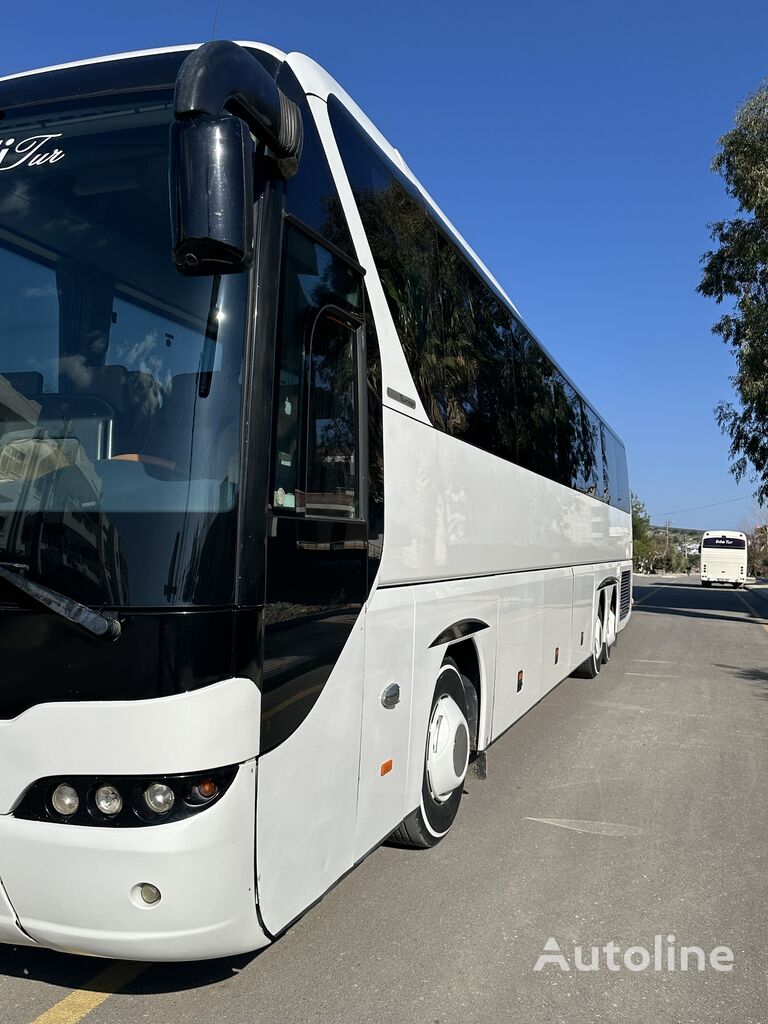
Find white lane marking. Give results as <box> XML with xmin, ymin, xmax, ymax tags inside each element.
<box><xmin>625</xmin><ymin>673</ymin><xmax>680</xmax><ymax>679</ymax></box>
<box><xmin>632</xmin><ymin>659</ymin><xmax>677</xmax><ymax>664</ymax></box>
<box><xmin>543</xmin><ymin>776</ymin><xmax>634</xmax><ymax>789</ymax></box>
<box><xmin>525</xmin><ymin>817</ymin><xmax>643</xmax><ymax>837</ymax></box>
<box><xmin>591</xmin><ymin>700</ymin><xmax>647</xmax><ymax>713</ymax></box>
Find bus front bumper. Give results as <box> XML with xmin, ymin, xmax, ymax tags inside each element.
<box><xmin>0</xmin><ymin>760</ymin><xmax>270</xmax><ymax>961</ymax></box>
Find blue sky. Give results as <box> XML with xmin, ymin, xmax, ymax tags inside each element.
<box><xmin>3</xmin><ymin>0</ymin><xmax>767</xmax><ymax>530</ymax></box>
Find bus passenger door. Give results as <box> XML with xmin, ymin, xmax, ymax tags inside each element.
<box><xmin>256</xmin><ymin>293</ymin><xmax>369</xmax><ymax>936</ymax></box>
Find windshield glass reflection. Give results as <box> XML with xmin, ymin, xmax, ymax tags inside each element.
<box><xmin>0</xmin><ymin>95</ymin><xmax>247</xmax><ymax>606</ymax></box>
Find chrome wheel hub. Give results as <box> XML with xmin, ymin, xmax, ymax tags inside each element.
<box><xmin>426</xmin><ymin>694</ymin><xmax>470</xmax><ymax>802</ymax></box>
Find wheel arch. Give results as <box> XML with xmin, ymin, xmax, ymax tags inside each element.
<box><xmin>596</xmin><ymin>575</ymin><xmax>619</xmax><ymax>619</ymax></box>
<box><xmin>442</xmin><ymin>636</ymin><xmax>483</xmax><ymax>753</ymax></box>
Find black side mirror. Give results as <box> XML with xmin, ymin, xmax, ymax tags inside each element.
<box><xmin>170</xmin><ymin>114</ymin><xmax>255</xmax><ymax>275</ymax></box>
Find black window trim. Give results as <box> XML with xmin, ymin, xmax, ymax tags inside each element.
<box><xmin>282</xmin><ymin>212</ymin><xmax>366</xmax><ymax>279</ymax></box>
<box><xmin>302</xmin><ymin>303</ymin><xmax>367</xmax><ymax>525</ymax></box>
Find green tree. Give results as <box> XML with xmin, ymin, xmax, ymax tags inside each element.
<box><xmin>699</xmin><ymin>82</ymin><xmax>768</xmax><ymax>502</ymax></box>
<box><xmin>631</xmin><ymin>493</ymin><xmax>654</xmax><ymax>571</ymax></box>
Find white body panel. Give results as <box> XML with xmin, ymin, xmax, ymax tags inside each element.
<box><xmin>255</xmin><ymin>615</ymin><xmax>365</xmax><ymax>936</ymax></box>
<box><xmin>0</xmin><ymin>677</ymin><xmax>260</xmax><ymax>814</ymax></box>
<box><xmin>0</xmin><ymin>876</ymin><xmax>35</xmax><ymax>948</ymax></box>
<box><xmin>378</xmin><ymin>407</ymin><xmax>630</xmax><ymax>586</ymax></box>
<box><xmin>0</xmin><ymin>763</ymin><xmax>267</xmax><ymax>960</ymax></box>
<box><xmin>0</xmin><ymin>680</ymin><xmax>266</xmax><ymax>959</ymax></box>
<box><xmin>354</xmin><ymin>586</ymin><xmax>416</xmax><ymax>858</ymax></box>
<box><xmin>700</xmin><ymin>530</ymin><xmax>747</xmax><ymax>585</ymax></box>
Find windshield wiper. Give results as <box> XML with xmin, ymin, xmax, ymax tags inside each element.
<box><xmin>0</xmin><ymin>564</ymin><xmax>121</xmax><ymax>641</ymax></box>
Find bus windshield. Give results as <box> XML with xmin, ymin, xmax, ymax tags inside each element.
<box><xmin>0</xmin><ymin>94</ymin><xmax>248</xmax><ymax>607</ymax></box>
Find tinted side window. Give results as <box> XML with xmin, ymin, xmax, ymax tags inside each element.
<box><xmin>305</xmin><ymin>312</ymin><xmax>358</xmax><ymax>518</ymax></box>
<box><xmin>272</xmin><ymin>223</ymin><xmax>362</xmax><ymax>514</ymax></box>
<box><xmin>464</xmin><ymin>267</ymin><xmax>517</xmax><ymax>461</ymax></box>
<box><xmin>330</xmin><ymin>96</ymin><xmax>628</xmax><ymax>505</ymax></box>
<box><xmin>582</xmin><ymin>405</ymin><xmax>603</xmax><ymax>499</ymax></box>
<box><xmin>600</xmin><ymin>423</ymin><xmax>620</xmax><ymax>505</ymax></box>
<box><xmin>330</xmin><ymin>99</ymin><xmax>446</xmax><ymax>431</ymax></box>
<box><xmin>280</xmin><ymin>93</ymin><xmax>353</xmax><ymax>255</ymax></box>
<box><xmin>553</xmin><ymin>375</ymin><xmax>584</xmax><ymax>489</ymax></box>
<box><xmin>513</xmin><ymin>323</ymin><xmax>557</xmax><ymax>480</ymax></box>
<box><xmin>612</xmin><ymin>433</ymin><xmax>630</xmax><ymax>512</ymax></box>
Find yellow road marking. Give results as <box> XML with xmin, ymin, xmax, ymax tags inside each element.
<box><xmin>30</xmin><ymin>961</ymin><xmax>147</xmax><ymax>1024</ymax></box>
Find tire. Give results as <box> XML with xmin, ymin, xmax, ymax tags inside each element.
<box><xmin>602</xmin><ymin>605</ymin><xmax>617</xmax><ymax>664</ymax></box>
<box><xmin>572</xmin><ymin>609</ymin><xmax>603</xmax><ymax>679</ymax></box>
<box><xmin>390</xmin><ymin>660</ymin><xmax>471</xmax><ymax>849</ymax></box>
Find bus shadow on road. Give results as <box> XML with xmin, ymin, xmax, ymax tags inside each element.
<box><xmin>634</xmin><ymin>603</ymin><xmax>758</xmax><ymax>626</ymax></box>
<box><xmin>634</xmin><ymin>583</ymin><xmax>764</xmax><ymax>625</ymax></box>
<box><xmin>0</xmin><ymin>944</ymin><xmax>260</xmax><ymax>993</ymax></box>
<box><xmin>713</xmin><ymin>664</ymin><xmax>768</xmax><ymax>701</ymax></box>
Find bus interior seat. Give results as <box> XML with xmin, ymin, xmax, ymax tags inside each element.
<box><xmin>142</xmin><ymin>371</ymin><xmax>241</xmax><ymax>479</ymax></box>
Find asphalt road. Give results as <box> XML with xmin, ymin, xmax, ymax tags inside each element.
<box><xmin>2</xmin><ymin>576</ymin><xmax>767</xmax><ymax>1024</ymax></box>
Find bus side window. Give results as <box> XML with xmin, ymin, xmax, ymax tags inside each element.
<box><xmin>582</xmin><ymin>404</ymin><xmax>603</xmax><ymax>498</ymax></box>
<box><xmin>305</xmin><ymin>312</ymin><xmax>359</xmax><ymax>518</ymax></box>
<box><xmin>271</xmin><ymin>222</ymin><xmax>363</xmax><ymax>516</ymax></box>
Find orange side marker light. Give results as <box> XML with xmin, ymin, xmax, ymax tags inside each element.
<box><xmin>380</xmin><ymin>759</ymin><xmax>393</xmax><ymax>777</ymax></box>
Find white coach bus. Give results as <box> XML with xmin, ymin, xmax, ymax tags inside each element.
<box><xmin>0</xmin><ymin>41</ymin><xmax>631</xmax><ymax>960</ymax></box>
<box><xmin>700</xmin><ymin>530</ymin><xmax>747</xmax><ymax>587</ymax></box>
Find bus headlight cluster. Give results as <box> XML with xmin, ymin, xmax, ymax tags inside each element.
<box><xmin>13</xmin><ymin>767</ymin><xmax>238</xmax><ymax>827</ymax></box>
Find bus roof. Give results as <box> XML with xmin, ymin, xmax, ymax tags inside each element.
<box><xmin>701</xmin><ymin>530</ymin><xmax>747</xmax><ymax>538</ymax></box>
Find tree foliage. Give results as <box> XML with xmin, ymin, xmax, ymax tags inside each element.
<box><xmin>631</xmin><ymin>493</ymin><xmax>654</xmax><ymax>570</ymax></box>
<box><xmin>699</xmin><ymin>82</ymin><xmax>768</xmax><ymax>502</ymax></box>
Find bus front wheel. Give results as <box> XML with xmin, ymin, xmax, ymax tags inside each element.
<box><xmin>390</xmin><ymin>660</ymin><xmax>470</xmax><ymax>849</ymax></box>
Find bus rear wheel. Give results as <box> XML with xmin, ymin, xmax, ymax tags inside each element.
<box><xmin>602</xmin><ymin>605</ymin><xmax>617</xmax><ymax>664</ymax></box>
<box><xmin>573</xmin><ymin>610</ymin><xmax>603</xmax><ymax>679</ymax></box>
<box><xmin>390</xmin><ymin>660</ymin><xmax>470</xmax><ymax>849</ymax></box>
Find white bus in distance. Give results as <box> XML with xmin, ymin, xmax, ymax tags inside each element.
<box><xmin>700</xmin><ymin>531</ymin><xmax>747</xmax><ymax>588</ymax></box>
<box><xmin>0</xmin><ymin>40</ymin><xmax>632</xmax><ymax>960</ymax></box>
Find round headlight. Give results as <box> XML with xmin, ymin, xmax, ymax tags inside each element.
<box><xmin>94</xmin><ymin>784</ymin><xmax>123</xmax><ymax>816</ymax></box>
<box><xmin>144</xmin><ymin>782</ymin><xmax>175</xmax><ymax>815</ymax></box>
<box><xmin>51</xmin><ymin>783</ymin><xmax>79</xmax><ymax>817</ymax></box>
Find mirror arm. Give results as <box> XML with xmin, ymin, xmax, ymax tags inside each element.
<box><xmin>174</xmin><ymin>41</ymin><xmax>303</xmax><ymax>175</ymax></box>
